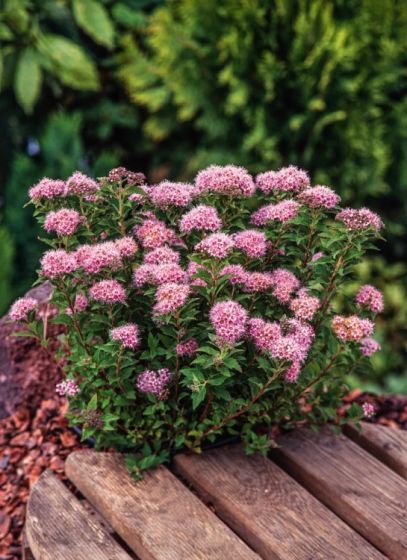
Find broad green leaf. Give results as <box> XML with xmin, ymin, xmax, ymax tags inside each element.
<box><xmin>14</xmin><ymin>49</ymin><xmax>42</xmax><ymax>114</ymax></box>
<box><xmin>37</xmin><ymin>33</ymin><xmax>100</xmax><ymax>91</ymax></box>
<box><xmin>73</xmin><ymin>0</ymin><xmax>115</xmax><ymax>49</ymax></box>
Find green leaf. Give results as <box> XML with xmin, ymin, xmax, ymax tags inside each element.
<box><xmin>88</xmin><ymin>393</ymin><xmax>98</xmax><ymax>410</ymax></box>
<box><xmin>73</xmin><ymin>0</ymin><xmax>115</xmax><ymax>50</ymax></box>
<box><xmin>192</xmin><ymin>387</ymin><xmax>206</xmax><ymax>410</ymax></box>
<box><xmin>37</xmin><ymin>33</ymin><xmax>100</xmax><ymax>91</ymax></box>
<box><xmin>14</xmin><ymin>49</ymin><xmax>42</xmax><ymax>114</ymax></box>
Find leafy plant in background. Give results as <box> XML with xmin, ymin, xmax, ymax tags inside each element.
<box><xmin>14</xmin><ymin>164</ymin><xmax>386</xmax><ymax>473</ymax></box>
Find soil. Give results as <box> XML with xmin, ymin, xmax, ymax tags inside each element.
<box><xmin>0</xmin><ymin>284</ymin><xmax>405</xmax><ymax>558</ymax></box>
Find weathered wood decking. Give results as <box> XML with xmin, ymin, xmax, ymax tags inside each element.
<box><xmin>25</xmin><ymin>423</ymin><xmax>407</xmax><ymax>559</ymax></box>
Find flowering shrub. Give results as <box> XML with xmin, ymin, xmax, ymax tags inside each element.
<box><xmin>18</xmin><ymin>164</ymin><xmax>385</xmax><ymax>474</ymax></box>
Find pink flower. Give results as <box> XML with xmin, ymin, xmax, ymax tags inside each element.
<box><xmin>298</xmin><ymin>186</ymin><xmax>340</xmax><ymax>209</ymax></box>
<box><xmin>248</xmin><ymin>318</ymin><xmax>281</xmax><ymax>352</ymax></box>
<box><xmin>220</xmin><ymin>264</ymin><xmax>248</xmax><ymax>285</ymax></box>
<box><xmin>129</xmin><ymin>193</ymin><xmax>144</xmax><ymax>204</ymax></box>
<box><xmin>187</xmin><ymin>261</ymin><xmax>207</xmax><ymax>287</ymax></box>
<box><xmin>179</xmin><ymin>205</ymin><xmax>222</xmax><ymax>233</ymax></box>
<box><xmin>284</xmin><ymin>362</ymin><xmax>301</xmax><ymax>383</ymax></box>
<box><xmin>65</xmin><ymin>171</ymin><xmax>99</xmax><ymax>196</ymax></box>
<box><xmin>311</xmin><ymin>251</ymin><xmax>325</xmax><ymax>262</ymax></box>
<box><xmin>44</xmin><ymin>208</ymin><xmax>82</xmax><ymax>236</ymax></box>
<box><xmin>256</xmin><ymin>166</ymin><xmax>309</xmax><ymax>194</ymax></box>
<box><xmin>355</xmin><ymin>285</ymin><xmax>384</xmax><ymax>313</ymax></box>
<box><xmin>290</xmin><ymin>293</ymin><xmax>320</xmax><ymax>321</ymax></box>
<box><xmin>150</xmin><ymin>181</ymin><xmax>195</xmax><ymax>208</ymax></box>
<box><xmin>111</xmin><ymin>324</ymin><xmax>140</xmax><ymax>350</ymax></box>
<box><xmin>251</xmin><ymin>200</ymin><xmax>300</xmax><ymax>225</ymax></box>
<box><xmin>56</xmin><ymin>379</ymin><xmax>80</xmax><ymax>397</ymax></box>
<box><xmin>108</xmin><ymin>167</ymin><xmax>145</xmax><ymax>186</ymax></box>
<box><xmin>243</xmin><ymin>272</ymin><xmax>274</xmax><ymax>293</ymax></box>
<box><xmin>233</xmin><ymin>230</ymin><xmax>267</xmax><ymax>258</ymax></box>
<box><xmin>133</xmin><ymin>263</ymin><xmax>187</xmax><ymax>287</ymax></box>
<box><xmin>137</xmin><ymin>368</ymin><xmax>171</xmax><ymax>397</ymax></box>
<box><xmin>269</xmin><ymin>269</ymin><xmax>300</xmax><ymax>303</ymax></box>
<box><xmin>9</xmin><ymin>297</ymin><xmax>38</xmax><ymax>321</ymax></box>
<box><xmin>195</xmin><ymin>165</ymin><xmax>255</xmax><ymax>197</ymax></box>
<box><xmin>67</xmin><ymin>293</ymin><xmax>88</xmax><ymax>315</ymax></box>
<box><xmin>336</xmin><ymin>208</ymin><xmax>383</xmax><ymax>231</ymax></box>
<box><xmin>76</xmin><ymin>242</ymin><xmax>122</xmax><ymax>274</ymax></box>
<box><xmin>114</xmin><ymin>237</ymin><xmax>138</xmax><ymax>258</ymax></box>
<box><xmin>210</xmin><ymin>300</ymin><xmax>248</xmax><ymax>344</ymax></box>
<box><xmin>40</xmin><ymin>249</ymin><xmax>78</xmax><ymax>278</ymax></box>
<box><xmin>29</xmin><ymin>178</ymin><xmax>66</xmax><ymax>201</ymax></box>
<box><xmin>153</xmin><ymin>283</ymin><xmax>190</xmax><ymax>315</ymax></box>
<box><xmin>362</xmin><ymin>402</ymin><xmax>376</xmax><ymax>418</ymax></box>
<box><xmin>332</xmin><ymin>315</ymin><xmax>374</xmax><ymax>342</ymax></box>
<box><xmin>134</xmin><ymin>218</ymin><xmax>176</xmax><ymax>249</ymax></box>
<box><xmin>360</xmin><ymin>337</ymin><xmax>381</xmax><ymax>357</ymax></box>
<box><xmin>144</xmin><ymin>246</ymin><xmax>180</xmax><ymax>265</ymax></box>
<box><xmin>195</xmin><ymin>233</ymin><xmax>234</xmax><ymax>258</ymax></box>
<box><xmin>176</xmin><ymin>338</ymin><xmax>198</xmax><ymax>357</ymax></box>
<box><xmin>89</xmin><ymin>280</ymin><xmax>126</xmax><ymax>304</ymax></box>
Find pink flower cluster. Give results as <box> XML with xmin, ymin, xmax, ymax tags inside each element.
<box><xmin>210</xmin><ymin>300</ymin><xmax>248</xmax><ymax>344</ymax></box>
<box><xmin>290</xmin><ymin>291</ymin><xmax>320</xmax><ymax>321</ymax></box>
<box><xmin>150</xmin><ymin>181</ymin><xmax>195</xmax><ymax>208</ymax></box>
<box><xmin>243</xmin><ymin>272</ymin><xmax>274</xmax><ymax>293</ymax></box>
<box><xmin>332</xmin><ymin>315</ymin><xmax>374</xmax><ymax>342</ymax></box>
<box><xmin>67</xmin><ymin>293</ymin><xmax>88</xmax><ymax>315</ymax></box>
<box><xmin>134</xmin><ymin>263</ymin><xmax>187</xmax><ymax>287</ymax></box>
<box><xmin>220</xmin><ymin>264</ymin><xmax>247</xmax><ymax>285</ymax></box>
<box><xmin>108</xmin><ymin>167</ymin><xmax>145</xmax><ymax>186</ymax></box>
<box><xmin>360</xmin><ymin>337</ymin><xmax>381</xmax><ymax>357</ymax></box>
<box><xmin>195</xmin><ymin>165</ymin><xmax>255</xmax><ymax>197</ymax></box>
<box><xmin>89</xmin><ymin>279</ymin><xmax>126</xmax><ymax>304</ymax></box>
<box><xmin>115</xmin><ymin>237</ymin><xmax>138</xmax><ymax>258</ymax></box>
<box><xmin>76</xmin><ymin>242</ymin><xmax>122</xmax><ymax>274</ymax></box>
<box><xmin>362</xmin><ymin>402</ymin><xmax>376</xmax><ymax>418</ymax></box>
<box><xmin>66</xmin><ymin>171</ymin><xmax>99</xmax><ymax>196</ymax></box>
<box><xmin>256</xmin><ymin>166</ymin><xmax>310</xmax><ymax>194</ymax></box>
<box><xmin>56</xmin><ymin>379</ymin><xmax>80</xmax><ymax>397</ymax></box>
<box><xmin>179</xmin><ymin>205</ymin><xmax>222</xmax><ymax>233</ymax></box>
<box><xmin>41</xmin><ymin>249</ymin><xmax>77</xmax><ymax>279</ymax></box>
<box><xmin>144</xmin><ymin>246</ymin><xmax>180</xmax><ymax>264</ymax></box>
<box><xmin>251</xmin><ymin>200</ymin><xmax>300</xmax><ymax>225</ymax></box>
<box><xmin>136</xmin><ymin>368</ymin><xmax>172</xmax><ymax>397</ymax></box>
<box><xmin>269</xmin><ymin>269</ymin><xmax>300</xmax><ymax>303</ymax></box>
<box><xmin>336</xmin><ymin>208</ymin><xmax>383</xmax><ymax>231</ymax></box>
<box><xmin>298</xmin><ymin>186</ymin><xmax>340</xmax><ymax>209</ymax></box>
<box><xmin>134</xmin><ymin>218</ymin><xmax>176</xmax><ymax>249</ymax></box>
<box><xmin>248</xmin><ymin>317</ymin><xmax>313</xmax><ymax>366</ymax></box>
<box><xmin>176</xmin><ymin>338</ymin><xmax>198</xmax><ymax>357</ymax></box>
<box><xmin>284</xmin><ymin>362</ymin><xmax>301</xmax><ymax>383</ymax></box>
<box><xmin>153</xmin><ymin>283</ymin><xmax>191</xmax><ymax>315</ymax></box>
<box><xmin>29</xmin><ymin>178</ymin><xmax>66</xmax><ymax>201</ymax></box>
<box><xmin>195</xmin><ymin>233</ymin><xmax>234</xmax><ymax>258</ymax></box>
<box><xmin>355</xmin><ymin>285</ymin><xmax>384</xmax><ymax>313</ymax></box>
<box><xmin>111</xmin><ymin>324</ymin><xmax>140</xmax><ymax>350</ymax></box>
<box><xmin>44</xmin><ymin>208</ymin><xmax>82</xmax><ymax>236</ymax></box>
<box><xmin>129</xmin><ymin>193</ymin><xmax>144</xmax><ymax>204</ymax></box>
<box><xmin>9</xmin><ymin>297</ymin><xmax>38</xmax><ymax>321</ymax></box>
<box><xmin>233</xmin><ymin>230</ymin><xmax>267</xmax><ymax>258</ymax></box>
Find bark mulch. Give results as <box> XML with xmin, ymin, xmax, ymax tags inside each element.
<box><xmin>0</xmin><ymin>286</ymin><xmax>405</xmax><ymax>558</ymax></box>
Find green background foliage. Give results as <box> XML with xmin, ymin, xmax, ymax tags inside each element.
<box><xmin>0</xmin><ymin>0</ymin><xmax>406</xmax><ymax>391</ymax></box>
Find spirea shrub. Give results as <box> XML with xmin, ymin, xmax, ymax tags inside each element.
<box><xmin>19</xmin><ymin>164</ymin><xmax>385</xmax><ymax>474</ymax></box>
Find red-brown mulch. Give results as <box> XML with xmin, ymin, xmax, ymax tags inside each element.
<box><xmin>0</xmin><ymin>285</ymin><xmax>405</xmax><ymax>558</ymax></box>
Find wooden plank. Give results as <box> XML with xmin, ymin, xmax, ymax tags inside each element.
<box><xmin>66</xmin><ymin>450</ymin><xmax>259</xmax><ymax>560</ymax></box>
<box><xmin>271</xmin><ymin>428</ymin><xmax>407</xmax><ymax>559</ymax></box>
<box><xmin>174</xmin><ymin>444</ymin><xmax>385</xmax><ymax>560</ymax></box>
<box><xmin>345</xmin><ymin>422</ymin><xmax>407</xmax><ymax>479</ymax></box>
<box><xmin>25</xmin><ymin>469</ymin><xmax>132</xmax><ymax>560</ymax></box>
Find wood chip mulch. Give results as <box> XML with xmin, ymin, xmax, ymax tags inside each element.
<box><xmin>0</xmin><ymin>286</ymin><xmax>405</xmax><ymax>558</ymax></box>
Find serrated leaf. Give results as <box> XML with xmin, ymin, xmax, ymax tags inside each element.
<box><xmin>14</xmin><ymin>49</ymin><xmax>42</xmax><ymax>113</ymax></box>
<box><xmin>73</xmin><ymin>0</ymin><xmax>115</xmax><ymax>49</ymax></box>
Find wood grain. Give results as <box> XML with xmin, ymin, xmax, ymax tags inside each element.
<box><xmin>345</xmin><ymin>422</ymin><xmax>407</xmax><ymax>479</ymax></box>
<box><xmin>174</xmin><ymin>444</ymin><xmax>385</xmax><ymax>560</ymax></box>
<box><xmin>25</xmin><ymin>469</ymin><xmax>131</xmax><ymax>560</ymax></box>
<box><xmin>271</xmin><ymin>428</ymin><xmax>407</xmax><ymax>559</ymax></box>
<box><xmin>66</xmin><ymin>450</ymin><xmax>258</xmax><ymax>560</ymax></box>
